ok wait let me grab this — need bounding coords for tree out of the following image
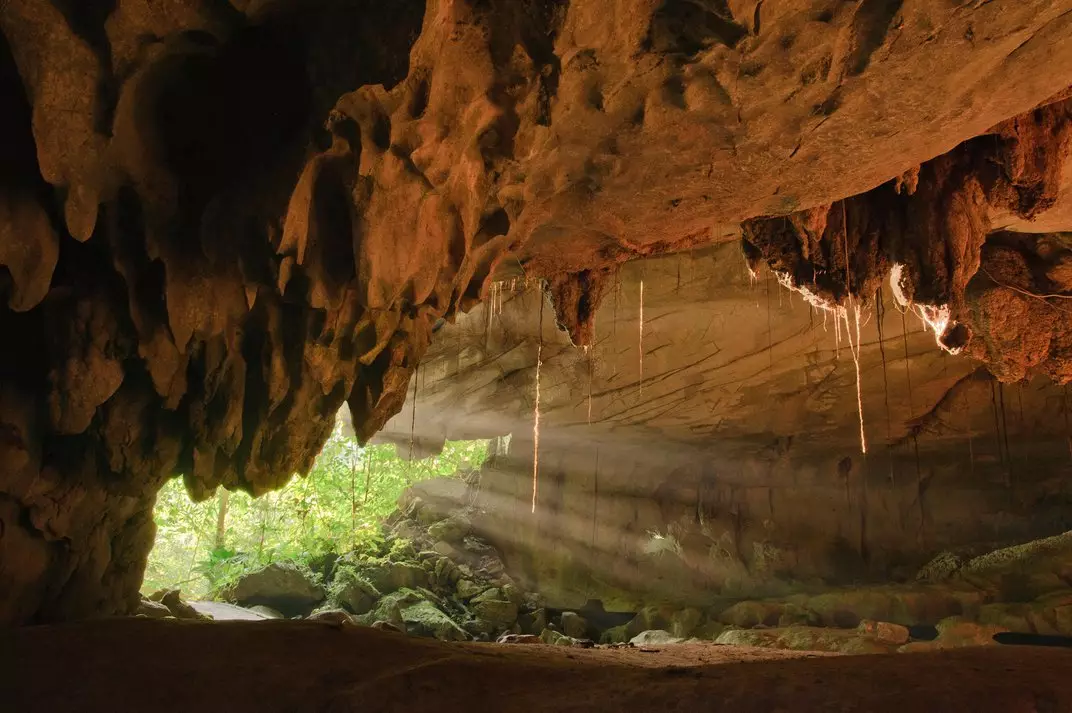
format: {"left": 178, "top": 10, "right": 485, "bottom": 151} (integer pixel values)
{"left": 141, "top": 421, "right": 489, "bottom": 598}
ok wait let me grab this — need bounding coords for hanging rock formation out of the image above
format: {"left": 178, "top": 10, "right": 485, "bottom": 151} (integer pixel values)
{"left": 2, "top": 0, "right": 1072, "bottom": 625}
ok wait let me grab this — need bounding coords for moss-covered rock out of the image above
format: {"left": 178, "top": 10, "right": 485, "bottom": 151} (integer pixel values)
{"left": 472, "top": 598, "right": 518, "bottom": 629}
{"left": 560, "top": 611, "right": 588, "bottom": 639}
{"left": 220, "top": 563, "right": 325, "bottom": 616}
{"left": 361, "top": 561, "right": 429, "bottom": 594}
{"left": 540, "top": 628, "right": 573, "bottom": 646}
{"left": 401, "top": 600, "right": 469, "bottom": 641}
{"left": 718, "top": 600, "right": 786, "bottom": 628}
{"left": 668, "top": 607, "right": 703, "bottom": 638}
{"left": 329, "top": 566, "right": 381, "bottom": 615}
{"left": 518, "top": 608, "right": 547, "bottom": 635}
{"left": 454, "top": 579, "right": 484, "bottom": 600}
{"left": 427, "top": 515, "right": 471, "bottom": 543}
{"left": 715, "top": 626, "right": 895, "bottom": 654}
{"left": 600, "top": 623, "right": 630, "bottom": 644}
{"left": 897, "top": 616, "right": 1008, "bottom": 652}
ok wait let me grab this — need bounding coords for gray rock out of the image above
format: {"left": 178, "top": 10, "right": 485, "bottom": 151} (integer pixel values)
{"left": 560, "top": 611, "right": 589, "bottom": 639}
{"left": 454, "top": 579, "right": 484, "bottom": 600}
{"left": 629, "top": 630, "right": 683, "bottom": 646}
{"left": 540, "top": 628, "right": 574, "bottom": 646}
{"left": 222, "top": 563, "right": 325, "bottom": 616}
{"left": 518, "top": 607, "right": 547, "bottom": 635}
{"left": 427, "top": 515, "right": 471, "bottom": 543}
{"left": 372, "top": 620, "right": 404, "bottom": 634}
{"left": 916, "top": 551, "right": 966, "bottom": 582}
{"left": 470, "top": 587, "right": 503, "bottom": 604}
{"left": 600, "top": 623, "right": 630, "bottom": 645}
{"left": 432, "top": 541, "right": 460, "bottom": 558}
{"left": 154, "top": 589, "right": 209, "bottom": 620}
{"left": 136, "top": 599, "right": 171, "bottom": 619}
{"left": 402, "top": 601, "right": 470, "bottom": 641}
{"left": 472, "top": 598, "right": 519, "bottom": 629}
{"left": 330, "top": 568, "right": 381, "bottom": 615}
{"left": 668, "top": 608, "right": 703, "bottom": 638}
{"left": 362, "top": 561, "right": 428, "bottom": 594}
{"left": 249, "top": 605, "right": 284, "bottom": 619}
{"left": 308, "top": 609, "right": 354, "bottom": 626}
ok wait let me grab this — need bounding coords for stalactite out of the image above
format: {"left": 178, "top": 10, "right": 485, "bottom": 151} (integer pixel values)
{"left": 533, "top": 286, "right": 544, "bottom": 514}
{"left": 843, "top": 302, "right": 867, "bottom": 454}
{"left": 876, "top": 290, "right": 895, "bottom": 484}
{"left": 765, "top": 269, "right": 773, "bottom": 371}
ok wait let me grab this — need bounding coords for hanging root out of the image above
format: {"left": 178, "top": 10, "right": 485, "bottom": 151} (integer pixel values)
{"left": 533, "top": 285, "right": 545, "bottom": 514}
{"left": 638, "top": 277, "right": 645, "bottom": 398}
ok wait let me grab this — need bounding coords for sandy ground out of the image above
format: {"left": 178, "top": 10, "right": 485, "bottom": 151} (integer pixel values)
{"left": 5, "top": 619, "right": 1072, "bottom": 712}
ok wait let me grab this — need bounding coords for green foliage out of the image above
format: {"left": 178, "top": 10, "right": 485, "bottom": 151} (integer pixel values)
{"left": 143, "top": 420, "right": 489, "bottom": 598}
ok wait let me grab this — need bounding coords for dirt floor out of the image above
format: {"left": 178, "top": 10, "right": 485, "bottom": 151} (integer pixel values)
{"left": 5, "top": 619, "right": 1072, "bottom": 712}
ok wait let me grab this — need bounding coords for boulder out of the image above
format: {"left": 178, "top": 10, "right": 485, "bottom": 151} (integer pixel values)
{"left": 630, "top": 630, "right": 682, "bottom": 646}
{"left": 471, "top": 587, "right": 504, "bottom": 604}
{"left": 472, "top": 598, "right": 518, "bottom": 630}
{"left": 153, "top": 590, "right": 209, "bottom": 620}
{"left": 222, "top": 563, "right": 325, "bottom": 616}
{"left": 372, "top": 620, "right": 404, "bottom": 634}
{"left": 718, "top": 600, "right": 785, "bottom": 628}
{"left": 518, "top": 608, "right": 547, "bottom": 635}
{"left": 454, "top": 579, "right": 485, "bottom": 600}
{"left": 401, "top": 601, "right": 469, "bottom": 641}
{"left": 715, "top": 626, "right": 895, "bottom": 654}
{"left": 600, "top": 624, "right": 630, "bottom": 645}
{"left": 308, "top": 609, "right": 354, "bottom": 626}
{"left": 857, "top": 619, "right": 910, "bottom": 645}
{"left": 668, "top": 608, "right": 703, "bottom": 638}
{"left": 623, "top": 605, "right": 675, "bottom": 638}
{"left": 249, "top": 605, "right": 284, "bottom": 619}
{"left": 136, "top": 599, "right": 172, "bottom": 619}
{"left": 427, "top": 515, "right": 471, "bottom": 543}
{"left": 540, "top": 628, "right": 574, "bottom": 646}
{"left": 957, "top": 531, "right": 1072, "bottom": 600}
{"left": 560, "top": 611, "right": 588, "bottom": 639}
{"left": 497, "top": 633, "right": 542, "bottom": 644}
{"left": 433, "top": 541, "right": 460, "bottom": 558}
{"left": 432, "top": 558, "right": 460, "bottom": 588}
{"left": 898, "top": 617, "right": 1008, "bottom": 652}
{"left": 330, "top": 568, "right": 381, "bottom": 615}
{"left": 362, "top": 562, "right": 428, "bottom": 594}
{"left": 916, "top": 551, "right": 966, "bottom": 582}
{"left": 364, "top": 588, "right": 424, "bottom": 630}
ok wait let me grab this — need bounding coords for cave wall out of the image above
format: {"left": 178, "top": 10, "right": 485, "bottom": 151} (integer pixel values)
{"left": 2, "top": 0, "right": 1072, "bottom": 625}
{"left": 383, "top": 243, "right": 1072, "bottom": 609}
{"left": 468, "top": 433, "right": 1072, "bottom": 610}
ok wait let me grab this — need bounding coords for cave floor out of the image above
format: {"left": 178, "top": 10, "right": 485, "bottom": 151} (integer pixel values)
{"left": 6, "top": 619, "right": 1072, "bottom": 712}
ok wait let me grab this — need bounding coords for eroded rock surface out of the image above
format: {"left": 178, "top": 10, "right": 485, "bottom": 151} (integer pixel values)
{"left": 2, "top": 0, "right": 1072, "bottom": 624}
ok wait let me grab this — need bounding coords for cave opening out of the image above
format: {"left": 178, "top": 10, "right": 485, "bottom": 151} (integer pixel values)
{"left": 6, "top": 1, "right": 1072, "bottom": 711}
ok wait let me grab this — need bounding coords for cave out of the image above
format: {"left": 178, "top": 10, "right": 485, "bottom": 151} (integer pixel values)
{"left": 4, "top": 0, "right": 1072, "bottom": 711}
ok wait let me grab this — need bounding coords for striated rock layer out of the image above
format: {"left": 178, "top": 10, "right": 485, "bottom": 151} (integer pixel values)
{"left": 2, "top": 0, "right": 1072, "bottom": 624}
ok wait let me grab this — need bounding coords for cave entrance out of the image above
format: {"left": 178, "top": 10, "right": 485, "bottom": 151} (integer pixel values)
{"left": 142, "top": 418, "right": 491, "bottom": 611}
